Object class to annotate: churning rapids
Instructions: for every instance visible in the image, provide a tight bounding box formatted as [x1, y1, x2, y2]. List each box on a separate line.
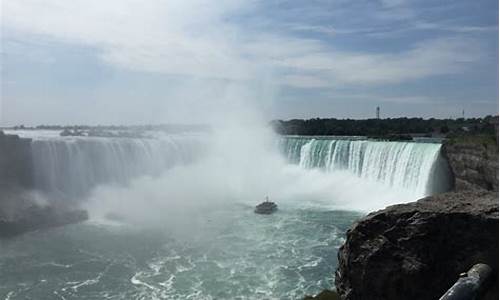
[0, 130, 452, 299]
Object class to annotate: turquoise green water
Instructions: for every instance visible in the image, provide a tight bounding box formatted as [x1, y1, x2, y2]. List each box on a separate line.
[0, 204, 361, 299]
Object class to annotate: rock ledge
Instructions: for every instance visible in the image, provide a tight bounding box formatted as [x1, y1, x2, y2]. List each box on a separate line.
[335, 190, 498, 300]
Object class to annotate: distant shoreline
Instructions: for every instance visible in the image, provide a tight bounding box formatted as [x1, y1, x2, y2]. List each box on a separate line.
[272, 116, 498, 141]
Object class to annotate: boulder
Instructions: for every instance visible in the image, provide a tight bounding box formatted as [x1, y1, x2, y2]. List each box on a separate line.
[335, 190, 498, 300]
[0, 205, 88, 238]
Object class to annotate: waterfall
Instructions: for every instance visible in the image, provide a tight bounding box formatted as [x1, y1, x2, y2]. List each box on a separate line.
[29, 135, 205, 201]
[280, 137, 451, 196]
[4, 130, 451, 205]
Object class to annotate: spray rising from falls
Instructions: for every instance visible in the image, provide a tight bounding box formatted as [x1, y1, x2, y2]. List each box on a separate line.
[280, 137, 451, 197]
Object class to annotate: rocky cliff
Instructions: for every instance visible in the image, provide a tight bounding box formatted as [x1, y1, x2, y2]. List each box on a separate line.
[442, 138, 498, 192]
[335, 190, 498, 300]
[0, 132, 34, 190]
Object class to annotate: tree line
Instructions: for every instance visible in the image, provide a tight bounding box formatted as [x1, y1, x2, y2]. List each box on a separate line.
[271, 116, 498, 140]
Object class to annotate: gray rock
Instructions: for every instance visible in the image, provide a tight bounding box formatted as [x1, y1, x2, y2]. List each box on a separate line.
[0, 133, 34, 189]
[442, 140, 498, 191]
[335, 190, 498, 300]
[0, 205, 88, 238]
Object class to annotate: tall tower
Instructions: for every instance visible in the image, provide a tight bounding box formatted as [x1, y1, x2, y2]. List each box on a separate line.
[376, 106, 380, 119]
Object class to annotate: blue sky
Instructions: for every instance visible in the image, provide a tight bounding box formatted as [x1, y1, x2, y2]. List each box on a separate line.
[1, 0, 498, 125]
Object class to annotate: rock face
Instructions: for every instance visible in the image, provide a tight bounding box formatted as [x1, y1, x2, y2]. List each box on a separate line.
[0, 206, 88, 238]
[442, 139, 498, 192]
[335, 190, 499, 300]
[0, 132, 34, 190]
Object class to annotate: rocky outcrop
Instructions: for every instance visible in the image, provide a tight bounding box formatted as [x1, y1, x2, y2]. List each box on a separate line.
[0, 205, 88, 238]
[442, 139, 498, 191]
[335, 190, 499, 300]
[0, 132, 34, 189]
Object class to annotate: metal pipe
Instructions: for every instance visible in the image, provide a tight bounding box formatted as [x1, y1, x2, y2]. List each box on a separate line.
[439, 263, 492, 300]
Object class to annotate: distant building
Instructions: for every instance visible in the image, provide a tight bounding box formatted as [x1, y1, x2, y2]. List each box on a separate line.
[376, 106, 380, 119]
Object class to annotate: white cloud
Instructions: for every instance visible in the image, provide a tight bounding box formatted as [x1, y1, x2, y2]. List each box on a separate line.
[3, 0, 258, 79]
[1, 0, 488, 90]
[380, 0, 406, 8]
[280, 74, 331, 88]
[288, 24, 337, 36]
[414, 22, 498, 33]
[276, 37, 482, 86]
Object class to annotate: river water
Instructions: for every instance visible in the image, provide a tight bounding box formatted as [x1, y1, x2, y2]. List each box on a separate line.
[0, 130, 450, 299]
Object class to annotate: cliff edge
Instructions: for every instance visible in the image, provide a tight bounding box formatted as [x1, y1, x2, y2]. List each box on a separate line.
[335, 190, 498, 300]
[442, 137, 498, 192]
[0, 131, 34, 190]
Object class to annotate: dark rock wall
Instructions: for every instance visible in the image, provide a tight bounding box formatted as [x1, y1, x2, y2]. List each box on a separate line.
[335, 190, 499, 300]
[442, 140, 498, 192]
[0, 132, 36, 219]
[0, 132, 34, 189]
[0, 207, 88, 238]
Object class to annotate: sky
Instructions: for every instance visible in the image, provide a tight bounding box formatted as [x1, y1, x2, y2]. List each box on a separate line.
[1, 0, 498, 126]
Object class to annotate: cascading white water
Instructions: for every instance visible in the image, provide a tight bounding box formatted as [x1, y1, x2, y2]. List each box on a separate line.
[28, 134, 205, 201]
[280, 137, 450, 197]
[4, 130, 451, 207]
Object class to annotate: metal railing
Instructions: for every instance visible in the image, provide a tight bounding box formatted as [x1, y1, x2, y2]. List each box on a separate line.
[439, 264, 492, 300]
